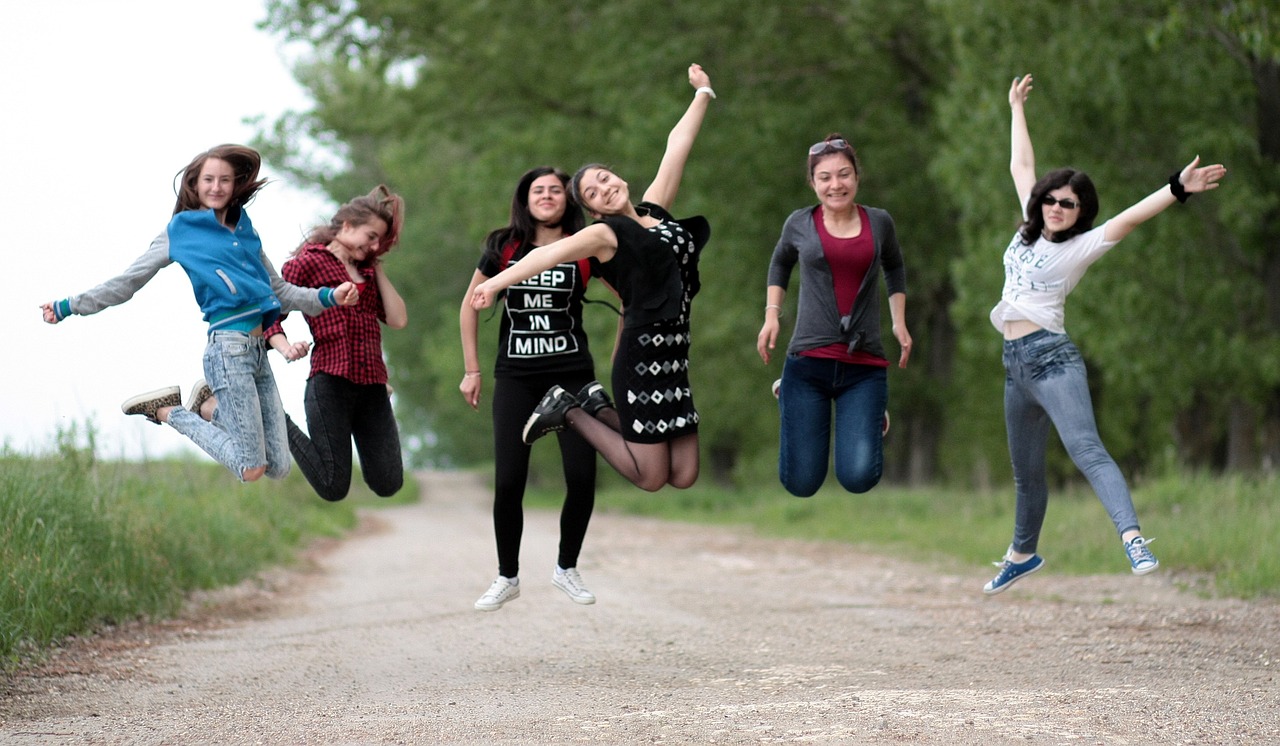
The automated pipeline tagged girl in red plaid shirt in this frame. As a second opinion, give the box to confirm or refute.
[200,186,408,501]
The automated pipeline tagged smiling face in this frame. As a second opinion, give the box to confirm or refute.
[577,167,630,216]
[334,217,389,263]
[196,158,236,215]
[1040,186,1081,238]
[809,153,859,213]
[527,173,568,225]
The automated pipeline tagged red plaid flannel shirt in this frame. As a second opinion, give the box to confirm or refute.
[264,244,389,384]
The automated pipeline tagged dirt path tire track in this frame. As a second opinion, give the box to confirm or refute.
[2,470,1277,744]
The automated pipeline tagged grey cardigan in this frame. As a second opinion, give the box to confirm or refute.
[766,205,907,360]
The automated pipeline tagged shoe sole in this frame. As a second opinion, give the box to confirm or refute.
[982,558,1044,595]
[121,386,182,425]
[553,578,596,605]
[1131,560,1159,576]
[185,378,212,414]
[521,388,570,445]
[475,586,520,611]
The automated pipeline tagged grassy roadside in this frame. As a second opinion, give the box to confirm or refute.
[528,470,1279,599]
[0,438,415,669]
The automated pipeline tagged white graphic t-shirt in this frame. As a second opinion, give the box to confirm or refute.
[989,222,1117,334]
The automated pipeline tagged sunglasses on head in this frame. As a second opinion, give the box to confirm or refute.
[808,138,852,156]
[1042,195,1080,210]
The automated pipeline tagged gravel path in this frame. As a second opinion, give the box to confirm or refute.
[2,470,1277,744]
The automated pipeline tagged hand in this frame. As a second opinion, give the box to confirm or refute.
[40,301,61,324]
[470,281,497,310]
[1009,74,1033,108]
[688,63,710,90]
[334,282,360,306]
[282,340,312,362]
[1178,156,1227,194]
[756,319,779,365]
[894,325,913,369]
[459,374,482,410]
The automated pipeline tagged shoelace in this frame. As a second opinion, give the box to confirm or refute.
[1126,538,1157,564]
[559,570,587,593]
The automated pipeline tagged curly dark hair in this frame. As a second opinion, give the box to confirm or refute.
[1019,167,1099,244]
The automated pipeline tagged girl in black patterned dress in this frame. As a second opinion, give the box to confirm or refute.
[470,64,714,491]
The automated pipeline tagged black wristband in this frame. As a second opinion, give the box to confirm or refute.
[1168,172,1190,203]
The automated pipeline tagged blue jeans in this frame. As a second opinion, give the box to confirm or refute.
[778,355,887,497]
[167,331,290,481]
[1003,330,1140,553]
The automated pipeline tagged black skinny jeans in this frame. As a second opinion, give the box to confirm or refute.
[492,371,597,578]
[287,372,404,502]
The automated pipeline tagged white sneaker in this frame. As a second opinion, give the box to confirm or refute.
[474,577,520,611]
[552,567,596,605]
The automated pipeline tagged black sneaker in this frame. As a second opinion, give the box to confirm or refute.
[577,381,613,417]
[522,386,579,444]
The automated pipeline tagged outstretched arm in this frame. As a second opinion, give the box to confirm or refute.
[470,224,617,309]
[642,64,714,210]
[1103,156,1227,243]
[1009,74,1037,210]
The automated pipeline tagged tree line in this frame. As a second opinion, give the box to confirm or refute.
[255,0,1278,486]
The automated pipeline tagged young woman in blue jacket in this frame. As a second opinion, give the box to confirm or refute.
[41,144,358,482]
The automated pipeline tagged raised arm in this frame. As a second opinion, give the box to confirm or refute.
[373,263,408,329]
[641,64,714,210]
[471,224,617,310]
[1103,156,1227,243]
[1009,75,1037,210]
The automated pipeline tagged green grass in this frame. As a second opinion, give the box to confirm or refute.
[0,429,416,669]
[527,470,1280,599]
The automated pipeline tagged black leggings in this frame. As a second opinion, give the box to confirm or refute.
[492,371,598,578]
[287,373,404,502]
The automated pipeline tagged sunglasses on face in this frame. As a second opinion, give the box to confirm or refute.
[1042,195,1080,210]
[808,138,852,156]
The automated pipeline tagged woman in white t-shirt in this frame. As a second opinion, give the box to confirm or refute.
[983,74,1227,595]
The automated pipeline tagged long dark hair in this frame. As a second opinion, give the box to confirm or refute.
[1019,167,1099,244]
[295,185,405,269]
[172,144,266,220]
[482,166,584,265]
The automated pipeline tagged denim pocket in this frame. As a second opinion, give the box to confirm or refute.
[1025,336,1081,381]
[223,341,250,357]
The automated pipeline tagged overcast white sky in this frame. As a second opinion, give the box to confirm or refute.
[4,1,337,460]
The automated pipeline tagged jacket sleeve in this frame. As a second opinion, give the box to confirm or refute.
[766,210,804,290]
[262,250,332,316]
[875,210,907,296]
[68,231,173,316]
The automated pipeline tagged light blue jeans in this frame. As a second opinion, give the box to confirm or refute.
[1003,330,1140,554]
[167,331,290,481]
[778,355,887,497]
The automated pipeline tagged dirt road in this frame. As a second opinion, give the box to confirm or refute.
[2,470,1277,744]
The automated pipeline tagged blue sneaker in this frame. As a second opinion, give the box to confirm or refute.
[1124,536,1159,575]
[983,551,1045,595]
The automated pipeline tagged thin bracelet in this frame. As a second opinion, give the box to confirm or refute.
[464,371,482,378]
[765,304,783,318]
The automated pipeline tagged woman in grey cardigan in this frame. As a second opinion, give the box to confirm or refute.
[756,134,912,497]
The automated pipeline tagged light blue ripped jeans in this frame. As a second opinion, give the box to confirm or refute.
[166,330,290,481]
[1003,330,1140,554]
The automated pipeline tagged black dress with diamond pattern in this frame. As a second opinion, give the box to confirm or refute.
[595,203,709,444]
